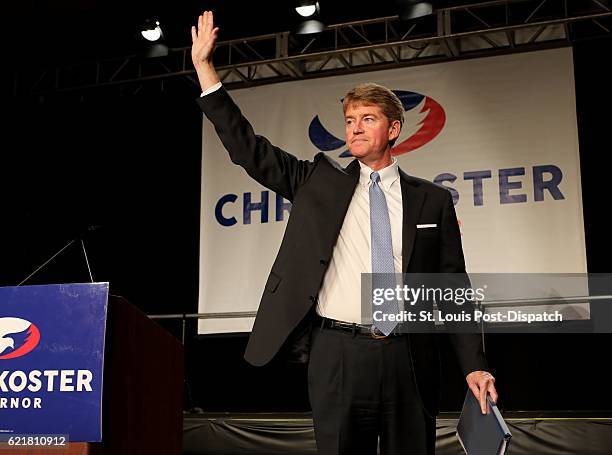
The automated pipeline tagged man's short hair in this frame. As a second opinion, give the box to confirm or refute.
[343,83,404,145]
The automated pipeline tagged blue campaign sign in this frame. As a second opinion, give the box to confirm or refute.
[0,283,108,442]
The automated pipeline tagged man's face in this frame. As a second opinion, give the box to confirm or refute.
[344,102,400,160]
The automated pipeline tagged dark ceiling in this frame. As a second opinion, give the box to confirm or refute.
[7,0,491,66]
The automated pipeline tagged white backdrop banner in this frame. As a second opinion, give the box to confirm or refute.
[198,48,587,334]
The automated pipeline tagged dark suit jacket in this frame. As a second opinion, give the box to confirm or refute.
[197,87,488,417]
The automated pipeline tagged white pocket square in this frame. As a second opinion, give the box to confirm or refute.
[416,224,437,228]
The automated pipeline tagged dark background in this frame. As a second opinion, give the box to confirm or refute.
[2,1,611,413]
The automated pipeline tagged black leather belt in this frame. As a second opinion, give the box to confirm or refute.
[316,316,404,339]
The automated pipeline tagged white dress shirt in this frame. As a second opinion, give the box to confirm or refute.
[316,158,403,323]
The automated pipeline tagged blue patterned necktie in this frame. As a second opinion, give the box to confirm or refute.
[370,171,399,336]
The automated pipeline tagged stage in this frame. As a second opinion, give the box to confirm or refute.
[184,411,612,454]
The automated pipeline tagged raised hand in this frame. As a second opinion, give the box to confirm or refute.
[191,10,221,91]
[191,10,219,68]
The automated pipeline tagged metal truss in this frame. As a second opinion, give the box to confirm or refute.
[12,0,612,99]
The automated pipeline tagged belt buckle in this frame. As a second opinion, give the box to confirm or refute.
[370,325,388,339]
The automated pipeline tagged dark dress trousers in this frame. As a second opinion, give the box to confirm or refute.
[197,87,488,429]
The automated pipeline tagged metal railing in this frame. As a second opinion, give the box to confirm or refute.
[149,293,612,343]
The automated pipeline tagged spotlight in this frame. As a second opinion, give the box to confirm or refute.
[138,19,168,58]
[295,1,318,17]
[140,20,163,42]
[294,1,324,35]
[395,0,433,21]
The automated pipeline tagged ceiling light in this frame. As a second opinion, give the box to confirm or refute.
[141,20,163,42]
[396,1,433,21]
[296,4,317,17]
[294,2,324,35]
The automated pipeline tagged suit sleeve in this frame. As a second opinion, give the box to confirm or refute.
[437,191,489,377]
[196,87,317,202]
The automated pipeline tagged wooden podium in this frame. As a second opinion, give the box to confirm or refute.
[5,295,184,455]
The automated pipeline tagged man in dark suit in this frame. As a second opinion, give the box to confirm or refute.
[192,11,498,455]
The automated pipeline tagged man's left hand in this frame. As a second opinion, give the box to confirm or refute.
[466,370,498,414]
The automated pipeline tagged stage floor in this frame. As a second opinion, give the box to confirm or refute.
[184,411,612,454]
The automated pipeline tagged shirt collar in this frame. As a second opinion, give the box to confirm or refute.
[358,157,400,191]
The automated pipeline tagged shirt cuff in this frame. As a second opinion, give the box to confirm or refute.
[200,82,223,97]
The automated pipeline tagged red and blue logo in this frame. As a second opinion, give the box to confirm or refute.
[308,90,446,158]
[0,317,41,359]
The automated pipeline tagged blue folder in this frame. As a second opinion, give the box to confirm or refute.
[456,391,512,455]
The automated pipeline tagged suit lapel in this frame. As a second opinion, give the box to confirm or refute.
[335,158,361,216]
[319,158,360,253]
[399,169,426,272]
